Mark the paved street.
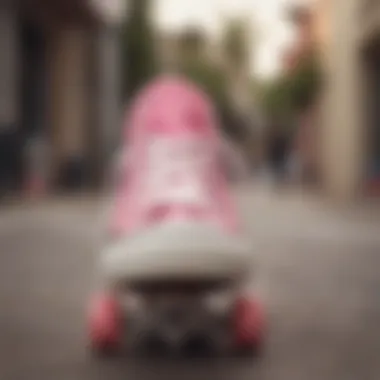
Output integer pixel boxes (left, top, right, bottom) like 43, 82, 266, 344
1, 187, 380, 380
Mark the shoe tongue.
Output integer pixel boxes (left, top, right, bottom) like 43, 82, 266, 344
141, 135, 215, 225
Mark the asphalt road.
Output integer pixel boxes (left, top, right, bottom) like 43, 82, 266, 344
1, 187, 380, 380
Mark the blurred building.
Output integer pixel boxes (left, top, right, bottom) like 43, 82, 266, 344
0, 0, 123, 194
315, 0, 380, 200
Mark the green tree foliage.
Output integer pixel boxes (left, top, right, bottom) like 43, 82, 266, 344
185, 62, 244, 140
222, 19, 250, 68
259, 78, 292, 123
220, 18, 254, 141
177, 28, 205, 61
260, 49, 322, 127
176, 28, 244, 140
287, 51, 322, 110
121, 0, 157, 101
182, 60, 228, 111
176, 30, 227, 109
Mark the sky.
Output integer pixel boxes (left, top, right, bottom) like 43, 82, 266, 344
154, 0, 301, 79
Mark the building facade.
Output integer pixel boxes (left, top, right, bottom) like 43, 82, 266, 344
317, 0, 380, 200
0, 0, 123, 194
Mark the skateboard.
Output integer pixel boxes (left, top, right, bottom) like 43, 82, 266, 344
87, 76, 265, 356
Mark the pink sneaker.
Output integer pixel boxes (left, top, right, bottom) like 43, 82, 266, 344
101, 76, 251, 286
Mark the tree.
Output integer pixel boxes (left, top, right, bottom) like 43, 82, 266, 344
185, 60, 248, 140
177, 28, 205, 61
259, 48, 322, 131
182, 61, 228, 108
260, 78, 294, 123
175, 28, 242, 140
222, 18, 251, 69
221, 18, 257, 144
287, 51, 322, 111
121, 0, 157, 101
176, 29, 227, 109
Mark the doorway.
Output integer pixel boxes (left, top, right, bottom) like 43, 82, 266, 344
363, 39, 380, 195
18, 18, 47, 185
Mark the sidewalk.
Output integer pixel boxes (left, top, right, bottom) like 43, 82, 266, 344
2, 181, 380, 240
234, 180, 380, 248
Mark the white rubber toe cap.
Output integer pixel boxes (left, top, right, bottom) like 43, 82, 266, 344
100, 221, 252, 285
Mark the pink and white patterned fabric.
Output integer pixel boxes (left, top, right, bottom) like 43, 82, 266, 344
109, 76, 240, 237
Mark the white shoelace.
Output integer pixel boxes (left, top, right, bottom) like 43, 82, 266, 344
143, 137, 212, 209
